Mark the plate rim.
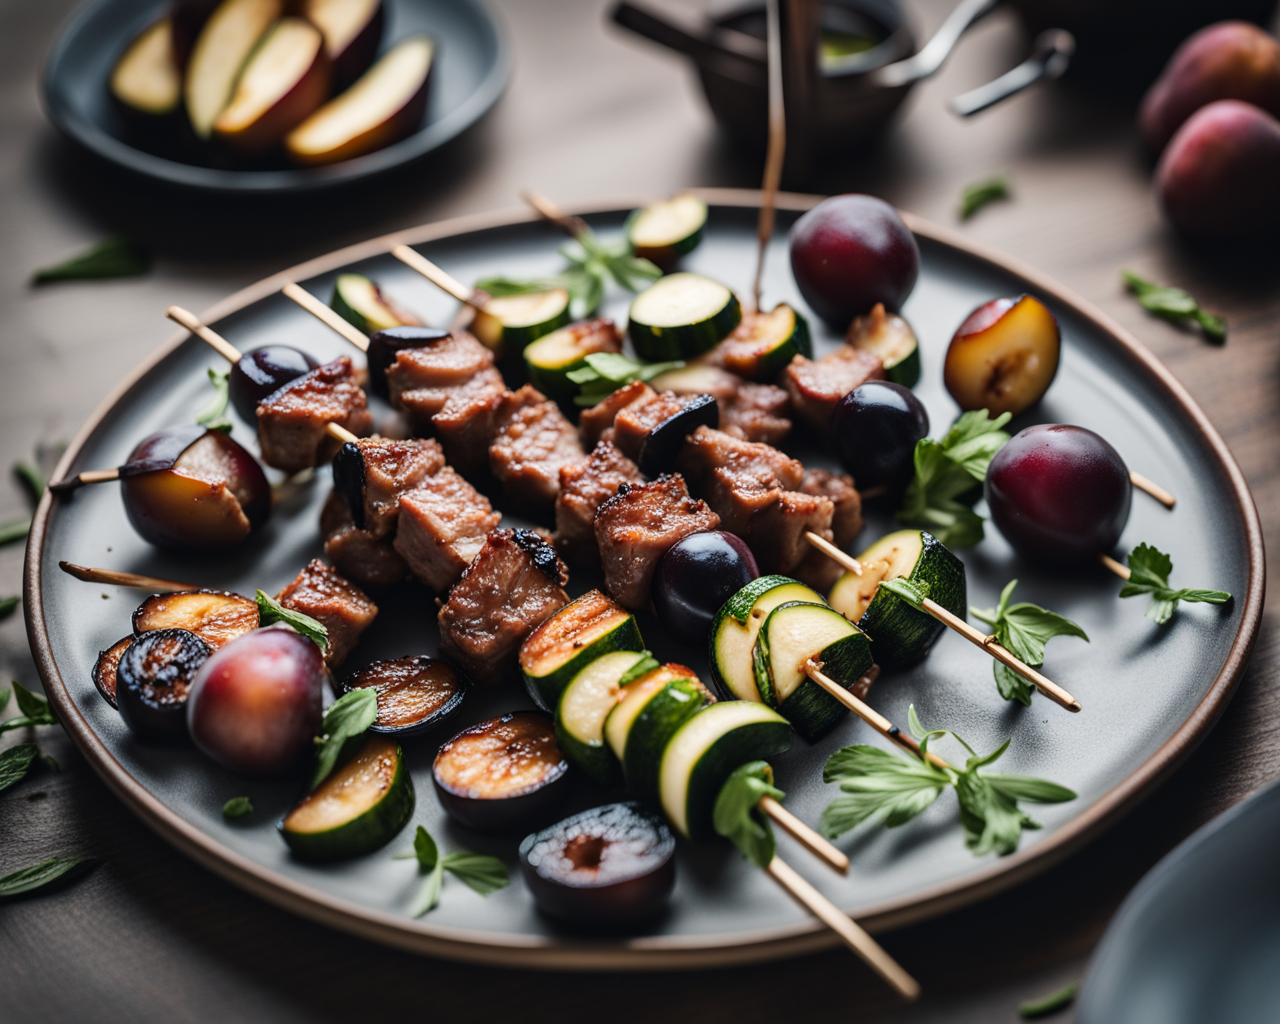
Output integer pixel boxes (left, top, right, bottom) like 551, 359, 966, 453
39, 0, 510, 194
23, 188, 1266, 970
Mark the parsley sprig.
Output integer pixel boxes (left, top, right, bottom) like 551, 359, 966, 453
1123, 271, 1225, 343
897, 410, 1011, 547
822, 707, 1075, 856
971, 581, 1089, 705
397, 826, 509, 916
1119, 543, 1231, 625
713, 761, 785, 868
567, 352, 684, 406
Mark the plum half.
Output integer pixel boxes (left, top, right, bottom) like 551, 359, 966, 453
342, 656, 466, 737
116, 628, 213, 741
944, 295, 1060, 417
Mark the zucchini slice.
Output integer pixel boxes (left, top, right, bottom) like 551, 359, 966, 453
331, 273, 420, 334
524, 318, 622, 401
472, 289, 572, 351
659, 701, 792, 841
555, 649, 650, 787
847, 303, 920, 388
716, 304, 812, 381
279, 735, 415, 861
628, 193, 708, 270
343, 656, 466, 737
752, 601, 874, 741
607, 665, 714, 804
132, 590, 259, 649
828, 529, 967, 669
709, 576, 826, 703
628, 273, 742, 361
520, 590, 644, 712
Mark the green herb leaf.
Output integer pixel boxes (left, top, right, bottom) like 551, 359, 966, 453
971, 580, 1089, 705
221, 796, 253, 820
1019, 980, 1079, 1018
878, 576, 931, 610
255, 590, 329, 651
0, 856, 89, 897
0, 687, 8, 714
713, 761, 785, 868
1118, 543, 1232, 625
617, 652, 661, 688
442, 852, 509, 896
0, 519, 31, 547
196, 369, 233, 432
12, 682, 56, 725
310, 689, 377, 789
570, 353, 685, 406
0, 596, 19, 622
412, 860, 445, 916
820, 745, 952, 837
33, 237, 149, 284
13, 461, 45, 506
0, 744, 41, 794
476, 269, 601, 320
412, 824, 439, 872
1123, 270, 1225, 343
953, 741, 1076, 856
960, 175, 1011, 220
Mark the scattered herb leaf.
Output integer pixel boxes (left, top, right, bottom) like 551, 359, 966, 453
403, 826, 508, 916
1019, 980, 1079, 1018
222, 796, 253, 820
0, 687, 8, 714
0, 744, 41, 794
33, 237, 149, 284
713, 761, 784, 868
1123, 271, 1225, 343
568, 352, 684, 406
0, 596, 19, 622
13, 461, 45, 506
476, 270, 601, 322
311, 689, 377, 790
617, 651, 661, 687
254, 590, 329, 651
960, 175, 1011, 219
196, 369, 233, 432
0, 519, 31, 547
0, 857, 90, 897
13, 682, 56, 725
971, 581, 1089, 705
1119, 543, 1231, 625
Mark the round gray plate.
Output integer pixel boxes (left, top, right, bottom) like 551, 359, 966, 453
24, 191, 1264, 970
41, 0, 508, 193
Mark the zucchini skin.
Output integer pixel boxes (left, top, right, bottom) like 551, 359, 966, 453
628, 275, 742, 362
860, 532, 967, 669
881, 345, 921, 389
753, 305, 813, 380
708, 576, 824, 702
279, 743, 415, 862
523, 615, 643, 713
554, 650, 648, 789
622, 677, 712, 803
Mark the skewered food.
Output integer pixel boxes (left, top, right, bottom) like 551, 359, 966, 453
256, 356, 372, 474
392, 466, 500, 591
524, 318, 624, 401
831, 381, 930, 490
579, 379, 653, 448
229, 345, 319, 420
331, 437, 445, 537
330, 273, 419, 334
784, 344, 886, 437
554, 649, 651, 786
847, 303, 920, 388
520, 802, 677, 927
710, 576, 825, 703
471, 289, 573, 352
646, 364, 793, 446
985, 424, 1133, 564
342, 656, 466, 737
943, 295, 1060, 417
320, 490, 409, 588
628, 273, 742, 361
433, 711, 571, 832
704, 304, 811, 381
609, 389, 720, 477
553, 440, 644, 568
187, 627, 327, 775
365, 325, 450, 399
652, 531, 758, 646
92, 636, 134, 709
132, 589, 260, 647
280, 734, 414, 859
488, 385, 587, 514
275, 558, 378, 667
627, 193, 707, 270
116, 628, 213, 740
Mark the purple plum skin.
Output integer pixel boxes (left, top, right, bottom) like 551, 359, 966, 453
653, 531, 759, 644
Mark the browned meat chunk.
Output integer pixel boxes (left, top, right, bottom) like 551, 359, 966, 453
784, 347, 885, 435
800, 468, 863, 546
553, 441, 644, 567
430, 372, 510, 475
338, 437, 445, 538
749, 488, 835, 578
438, 529, 569, 686
611, 391, 698, 465
393, 467, 502, 592
579, 380, 654, 448
723, 383, 792, 445
275, 558, 378, 668
386, 331, 495, 421
256, 357, 373, 474
594, 476, 720, 611
320, 490, 408, 590
489, 385, 586, 515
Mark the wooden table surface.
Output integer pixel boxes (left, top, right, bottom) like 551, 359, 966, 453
2, 1, 1278, 1020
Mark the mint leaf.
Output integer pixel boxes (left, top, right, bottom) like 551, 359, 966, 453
571, 353, 685, 406
1123, 270, 1225, 343
972, 580, 1088, 705
310, 689, 376, 789
960, 175, 1011, 219
12, 682, 56, 725
939, 410, 1013, 478
713, 760, 785, 868
255, 590, 329, 651
820, 745, 952, 837
0, 856, 90, 897
441, 852, 509, 896
1019, 980, 1079, 1018
196, 369, 232, 432
0, 520, 30, 547
13, 460, 45, 506
412, 825, 439, 871
1118, 543, 1231, 625
221, 796, 253, 820
33, 237, 149, 284
0, 744, 41, 794
0, 596, 18, 622
617, 652, 661, 687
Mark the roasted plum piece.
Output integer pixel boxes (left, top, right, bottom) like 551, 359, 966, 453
92, 636, 134, 709
116, 628, 213, 741
331, 437, 444, 537
944, 295, 1060, 417
519, 802, 676, 928
612, 390, 719, 477
132, 590, 260, 648
256, 356, 373, 474
229, 346, 319, 420
831, 380, 930, 490
652, 531, 759, 646
342, 656, 466, 737
365, 325, 451, 399
433, 711, 572, 833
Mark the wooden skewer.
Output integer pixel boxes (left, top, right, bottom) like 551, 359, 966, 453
757, 795, 849, 875
806, 530, 861, 575
390, 245, 479, 308
48, 468, 121, 493
1130, 471, 1175, 509
520, 189, 589, 240
59, 561, 197, 592
765, 855, 920, 1001
281, 282, 369, 352
1099, 553, 1131, 581
806, 534, 1081, 713
751, 0, 786, 314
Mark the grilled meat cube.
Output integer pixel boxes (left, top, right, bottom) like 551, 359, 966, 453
256, 357, 373, 474
594, 475, 720, 611
386, 331, 495, 415
612, 390, 699, 465
275, 558, 378, 668
393, 467, 502, 592
799, 468, 862, 546
489, 385, 587, 515
438, 529, 570, 686
784, 346, 885, 436
333, 437, 445, 538
579, 380, 654, 448
723, 383, 792, 445
553, 440, 644, 567
320, 490, 409, 590
430, 373, 510, 475
751, 488, 836, 578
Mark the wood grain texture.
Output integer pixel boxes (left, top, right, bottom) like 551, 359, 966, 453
2, 0, 1278, 1021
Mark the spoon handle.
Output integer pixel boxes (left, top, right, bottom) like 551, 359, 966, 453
949, 29, 1075, 117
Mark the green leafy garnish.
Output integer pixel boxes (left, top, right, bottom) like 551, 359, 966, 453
254, 590, 329, 651
567, 352, 685, 406
713, 761, 785, 868
0, 596, 19, 622
878, 576, 931, 610
222, 796, 253, 820
0, 857, 90, 897
13, 461, 45, 505
196, 369, 233, 432
311, 689, 377, 789
971, 581, 1089, 705
400, 826, 509, 916
897, 410, 1011, 547
0, 744, 57, 794
32, 237, 149, 284
476, 271, 602, 322
821, 707, 1075, 856
617, 652, 661, 687
0, 520, 30, 547
1123, 270, 1225, 343
0, 681, 58, 736
960, 175, 1011, 220
1019, 980, 1079, 1018
1119, 543, 1231, 625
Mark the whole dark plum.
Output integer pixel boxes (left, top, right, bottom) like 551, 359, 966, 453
229, 346, 318, 420
653, 531, 759, 645
831, 381, 930, 490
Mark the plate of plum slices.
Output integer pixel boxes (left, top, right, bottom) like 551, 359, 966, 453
25, 188, 1262, 975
